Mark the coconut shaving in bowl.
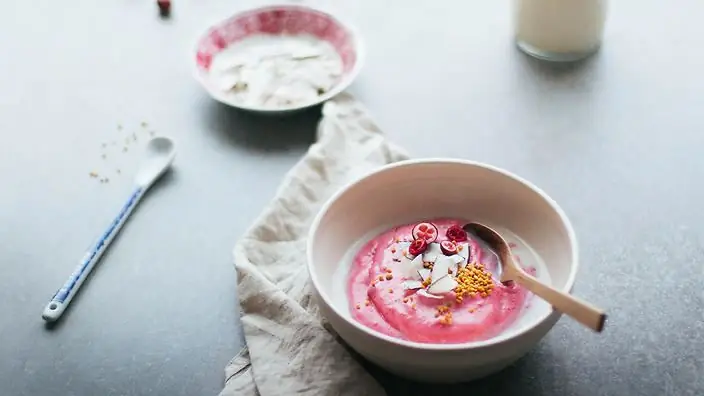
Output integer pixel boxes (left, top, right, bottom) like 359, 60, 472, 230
208, 34, 344, 109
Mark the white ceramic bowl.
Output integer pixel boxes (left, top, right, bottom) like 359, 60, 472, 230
192, 4, 364, 114
307, 159, 579, 383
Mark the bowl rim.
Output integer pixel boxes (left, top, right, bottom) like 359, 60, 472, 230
306, 158, 580, 350
191, 3, 366, 113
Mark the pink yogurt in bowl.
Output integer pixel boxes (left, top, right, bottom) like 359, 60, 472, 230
307, 159, 578, 382
348, 219, 538, 344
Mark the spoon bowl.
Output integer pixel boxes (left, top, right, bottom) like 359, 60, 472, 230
134, 137, 176, 187
464, 222, 607, 333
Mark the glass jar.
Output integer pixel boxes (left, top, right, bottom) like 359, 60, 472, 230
513, 0, 608, 62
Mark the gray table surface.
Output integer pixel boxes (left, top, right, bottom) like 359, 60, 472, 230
2, 0, 702, 395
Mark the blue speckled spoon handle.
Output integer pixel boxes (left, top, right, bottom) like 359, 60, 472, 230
41, 137, 176, 322
41, 187, 145, 322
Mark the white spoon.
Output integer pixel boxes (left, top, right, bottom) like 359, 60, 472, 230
42, 137, 176, 322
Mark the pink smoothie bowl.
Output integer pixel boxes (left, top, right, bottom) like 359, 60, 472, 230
306, 159, 579, 383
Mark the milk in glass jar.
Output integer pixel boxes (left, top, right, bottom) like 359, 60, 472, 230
514, 0, 608, 62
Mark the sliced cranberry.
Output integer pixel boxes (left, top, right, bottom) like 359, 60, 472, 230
440, 240, 458, 255
412, 222, 438, 243
408, 239, 428, 256
445, 225, 468, 242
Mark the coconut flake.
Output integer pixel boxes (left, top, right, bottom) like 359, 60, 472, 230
422, 242, 443, 262
417, 268, 431, 282
431, 255, 454, 282
401, 255, 425, 279
450, 254, 465, 264
450, 262, 461, 277
427, 274, 458, 295
416, 289, 444, 299
458, 242, 470, 260
393, 241, 411, 259
402, 280, 424, 290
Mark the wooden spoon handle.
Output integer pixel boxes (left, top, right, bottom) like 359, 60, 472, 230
511, 271, 607, 332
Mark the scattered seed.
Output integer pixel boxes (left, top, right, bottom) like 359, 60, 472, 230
364, 300, 370, 306
377, 275, 384, 281
388, 288, 393, 294
89, 171, 98, 178
385, 274, 393, 280
355, 304, 360, 310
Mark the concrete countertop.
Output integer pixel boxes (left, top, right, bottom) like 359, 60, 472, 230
1, 1, 701, 395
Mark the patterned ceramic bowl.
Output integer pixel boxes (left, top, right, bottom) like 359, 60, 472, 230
193, 5, 364, 113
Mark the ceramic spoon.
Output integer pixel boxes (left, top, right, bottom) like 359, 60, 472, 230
463, 222, 607, 332
41, 137, 176, 322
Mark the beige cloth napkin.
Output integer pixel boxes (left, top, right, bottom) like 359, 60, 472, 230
218, 93, 409, 396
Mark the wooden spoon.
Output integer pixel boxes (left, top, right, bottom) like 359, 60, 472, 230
463, 222, 607, 332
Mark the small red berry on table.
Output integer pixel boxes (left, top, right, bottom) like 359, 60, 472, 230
157, 0, 171, 17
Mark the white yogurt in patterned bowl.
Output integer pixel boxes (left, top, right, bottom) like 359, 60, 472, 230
193, 5, 364, 113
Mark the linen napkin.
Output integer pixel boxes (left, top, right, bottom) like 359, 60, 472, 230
219, 93, 410, 396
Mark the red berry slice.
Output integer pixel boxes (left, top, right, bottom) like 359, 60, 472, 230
445, 225, 468, 242
440, 240, 458, 255
412, 222, 438, 242
408, 239, 428, 256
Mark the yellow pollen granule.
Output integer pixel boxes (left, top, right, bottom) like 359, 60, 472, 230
454, 263, 495, 300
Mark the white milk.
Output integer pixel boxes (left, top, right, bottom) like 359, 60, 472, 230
514, 0, 607, 61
